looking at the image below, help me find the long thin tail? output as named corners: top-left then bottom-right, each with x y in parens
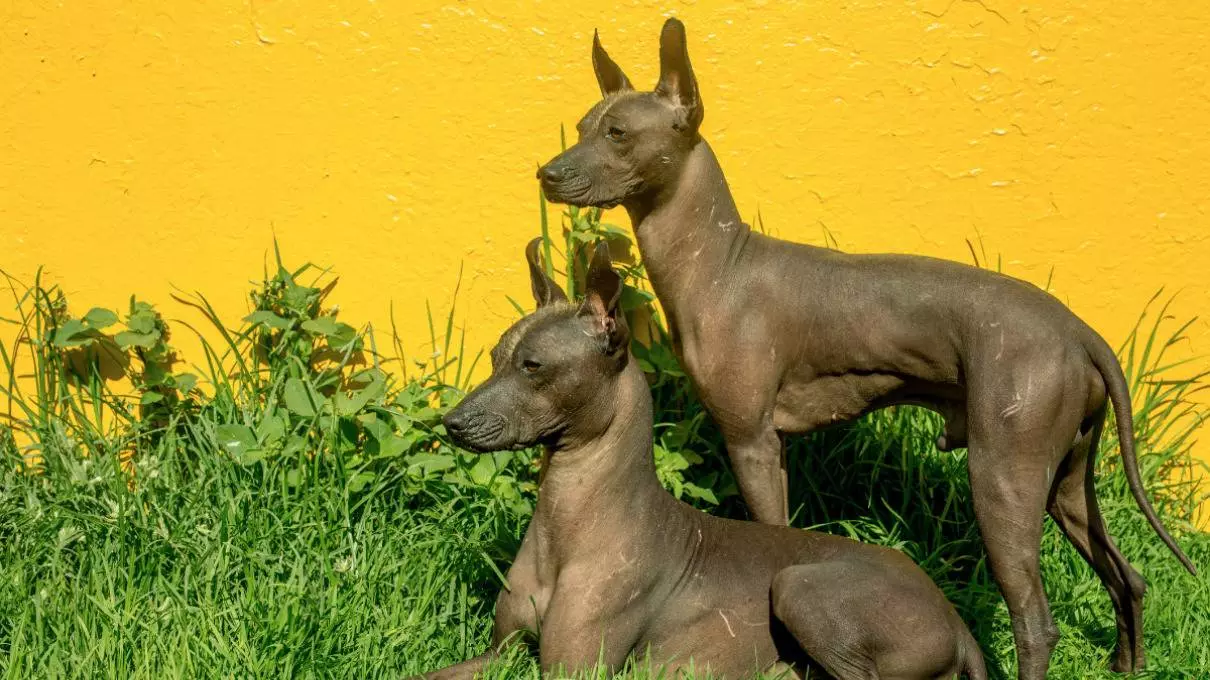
top-left (1086, 331), bottom-right (1197, 575)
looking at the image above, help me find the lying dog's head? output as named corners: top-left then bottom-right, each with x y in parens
top-left (442, 239), bottom-right (630, 453)
top-left (537, 18), bottom-right (703, 209)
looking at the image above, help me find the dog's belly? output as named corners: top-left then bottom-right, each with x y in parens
top-left (773, 372), bottom-right (966, 439)
top-left (772, 372), bottom-right (903, 433)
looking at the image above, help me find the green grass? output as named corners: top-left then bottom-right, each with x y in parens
top-left (1, 237), bottom-right (1208, 679)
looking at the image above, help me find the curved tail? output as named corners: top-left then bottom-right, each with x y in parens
top-left (1085, 332), bottom-right (1197, 575)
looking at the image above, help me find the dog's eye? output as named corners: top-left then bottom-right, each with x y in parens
top-left (606, 126), bottom-right (626, 142)
top-left (521, 359), bottom-right (542, 374)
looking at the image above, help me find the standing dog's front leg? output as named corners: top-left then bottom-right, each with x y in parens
top-left (687, 314), bottom-right (788, 520)
top-left (724, 421), bottom-right (788, 525)
top-left (690, 338), bottom-right (788, 526)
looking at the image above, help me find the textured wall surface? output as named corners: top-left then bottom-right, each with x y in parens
top-left (2, 2), bottom-right (1208, 471)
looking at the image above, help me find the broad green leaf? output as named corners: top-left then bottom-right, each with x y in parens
top-left (376, 435), bottom-right (409, 459)
top-left (257, 415), bottom-right (286, 446)
top-left (347, 471), bottom-right (376, 494)
top-left (139, 391), bottom-right (165, 405)
top-left (300, 316), bottom-right (339, 336)
top-left (52, 319), bottom-right (93, 348)
top-left (83, 307), bottom-right (118, 329)
top-left (682, 482), bottom-right (719, 505)
top-left (663, 420), bottom-right (693, 449)
top-left (244, 310), bottom-right (293, 331)
top-left (282, 378), bottom-right (322, 417)
top-left (362, 418), bottom-right (392, 443)
top-left (174, 373), bottom-right (198, 395)
top-left (327, 324), bottom-right (358, 350)
top-left (469, 454), bottom-right (496, 486)
top-left (215, 424), bottom-right (257, 457)
top-left (406, 453), bottom-right (455, 475)
top-left (283, 435), bottom-right (307, 457)
top-left (282, 285), bottom-right (319, 312)
top-left (235, 448), bottom-right (267, 466)
top-left (334, 378), bottom-right (385, 416)
top-left (126, 311), bottom-right (157, 334)
top-left (389, 412), bottom-right (415, 433)
top-left (143, 362), bottom-right (169, 386)
top-left (115, 329), bottom-right (159, 350)
top-left (598, 223), bottom-right (630, 237)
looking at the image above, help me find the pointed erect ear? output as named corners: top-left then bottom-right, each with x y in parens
top-left (525, 237), bottom-right (568, 308)
top-left (592, 29), bottom-right (633, 97)
top-left (578, 241), bottom-right (630, 355)
top-left (655, 18), bottom-right (703, 131)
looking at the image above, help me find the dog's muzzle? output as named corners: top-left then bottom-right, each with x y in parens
top-left (537, 161), bottom-right (596, 206)
top-left (442, 408), bottom-right (510, 453)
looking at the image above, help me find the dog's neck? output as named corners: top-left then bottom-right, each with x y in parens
top-left (626, 139), bottom-right (748, 311)
top-left (536, 358), bottom-right (673, 557)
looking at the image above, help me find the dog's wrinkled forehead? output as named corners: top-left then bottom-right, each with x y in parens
top-left (490, 304), bottom-right (576, 367)
top-left (576, 92), bottom-right (669, 135)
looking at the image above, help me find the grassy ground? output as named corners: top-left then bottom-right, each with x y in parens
top-left (1, 397), bottom-right (1207, 679)
top-left (2, 241), bottom-right (1208, 679)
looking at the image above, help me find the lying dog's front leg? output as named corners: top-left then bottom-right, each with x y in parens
top-left (404, 629), bottom-right (534, 680)
top-left (405, 653), bottom-right (499, 680)
top-left (538, 575), bottom-right (650, 675)
top-left (408, 529), bottom-right (549, 679)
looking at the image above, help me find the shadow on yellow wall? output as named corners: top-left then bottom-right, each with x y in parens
top-left (2, 3), bottom-right (1207, 475)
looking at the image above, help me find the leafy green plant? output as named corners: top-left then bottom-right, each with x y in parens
top-left (1, 134), bottom-right (1207, 676)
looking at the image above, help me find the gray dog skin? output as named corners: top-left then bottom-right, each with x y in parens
top-left (535, 18), bottom-right (1197, 680)
top-left (411, 240), bottom-right (986, 680)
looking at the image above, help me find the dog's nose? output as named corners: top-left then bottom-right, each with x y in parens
top-left (442, 410), bottom-right (469, 435)
top-left (538, 163), bottom-right (565, 184)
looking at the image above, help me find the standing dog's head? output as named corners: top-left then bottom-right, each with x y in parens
top-left (537, 18), bottom-right (703, 209)
top-left (442, 239), bottom-right (631, 453)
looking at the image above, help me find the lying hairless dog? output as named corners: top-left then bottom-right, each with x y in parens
top-left (534, 18), bottom-right (1196, 680)
top-left (409, 240), bottom-right (985, 680)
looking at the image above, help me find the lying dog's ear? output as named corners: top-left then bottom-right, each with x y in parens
top-left (592, 30), bottom-right (633, 97)
top-left (525, 237), bottom-right (568, 308)
top-left (578, 241), bottom-right (630, 356)
top-left (655, 18), bottom-right (703, 132)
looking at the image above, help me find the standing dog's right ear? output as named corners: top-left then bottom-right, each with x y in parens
top-left (526, 238), bottom-right (568, 308)
top-left (592, 29), bottom-right (633, 97)
top-left (655, 18), bottom-right (703, 132)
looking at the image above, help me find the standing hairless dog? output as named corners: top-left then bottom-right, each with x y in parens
top-left (411, 240), bottom-right (985, 680)
top-left (535, 18), bottom-right (1196, 680)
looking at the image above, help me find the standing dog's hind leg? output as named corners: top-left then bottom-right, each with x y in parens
top-left (1048, 409), bottom-right (1149, 672)
top-left (965, 357), bottom-right (1089, 680)
top-left (969, 450), bottom-right (1057, 680)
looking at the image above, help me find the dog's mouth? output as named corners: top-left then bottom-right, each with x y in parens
top-left (544, 187), bottom-right (626, 210)
top-left (446, 412), bottom-right (511, 453)
top-left (539, 176), bottom-right (629, 210)
top-left (539, 175), bottom-right (591, 205)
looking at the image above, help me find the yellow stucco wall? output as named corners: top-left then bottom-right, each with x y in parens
top-left (2, 3), bottom-right (1208, 477)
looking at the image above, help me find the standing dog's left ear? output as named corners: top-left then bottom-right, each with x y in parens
top-left (592, 30), bottom-right (633, 97)
top-left (655, 18), bottom-right (703, 132)
top-left (578, 241), bottom-right (630, 355)
top-left (526, 238), bottom-right (568, 308)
